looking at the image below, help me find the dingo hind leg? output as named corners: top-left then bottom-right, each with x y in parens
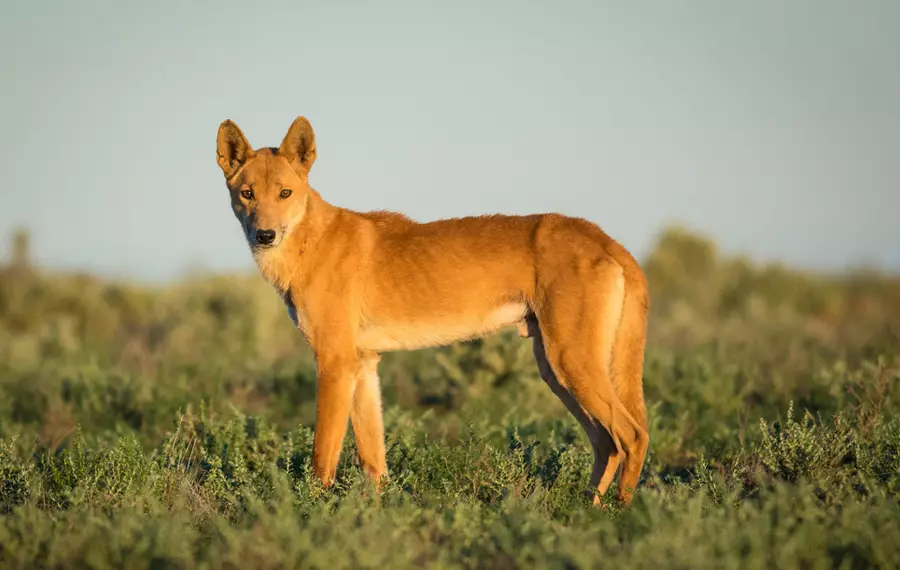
top-left (528, 315), bottom-right (620, 505)
top-left (534, 257), bottom-right (648, 506)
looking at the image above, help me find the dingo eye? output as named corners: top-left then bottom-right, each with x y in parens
top-left (280, 188), bottom-right (292, 199)
top-left (240, 189), bottom-right (254, 200)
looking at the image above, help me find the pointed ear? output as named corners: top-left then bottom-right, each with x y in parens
top-left (217, 120), bottom-right (255, 180)
top-left (278, 116), bottom-right (317, 174)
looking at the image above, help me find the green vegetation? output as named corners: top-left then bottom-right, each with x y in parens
top-left (0, 226), bottom-right (898, 569)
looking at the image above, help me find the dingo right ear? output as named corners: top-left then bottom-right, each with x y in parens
top-left (217, 120), bottom-right (255, 180)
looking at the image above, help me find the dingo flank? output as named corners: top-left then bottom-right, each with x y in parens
top-left (215, 116), bottom-right (651, 506)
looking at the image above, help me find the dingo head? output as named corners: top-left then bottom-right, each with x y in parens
top-left (216, 117), bottom-right (318, 251)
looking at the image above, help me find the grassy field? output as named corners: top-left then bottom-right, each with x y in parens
top-left (0, 226), bottom-right (898, 569)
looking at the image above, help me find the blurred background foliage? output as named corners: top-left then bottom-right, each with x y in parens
top-left (1, 225), bottom-right (895, 449)
top-left (0, 225), bottom-right (897, 568)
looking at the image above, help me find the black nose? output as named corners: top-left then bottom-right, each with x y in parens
top-left (256, 229), bottom-right (276, 245)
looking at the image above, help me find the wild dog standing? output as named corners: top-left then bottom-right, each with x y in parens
top-left (215, 116), bottom-right (651, 505)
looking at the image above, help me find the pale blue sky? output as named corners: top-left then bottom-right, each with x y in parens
top-left (2, 0), bottom-right (898, 281)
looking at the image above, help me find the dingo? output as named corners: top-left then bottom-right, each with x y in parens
top-left (216, 116), bottom-right (650, 505)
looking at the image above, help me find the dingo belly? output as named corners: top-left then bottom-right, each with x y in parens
top-left (357, 302), bottom-right (528, 352)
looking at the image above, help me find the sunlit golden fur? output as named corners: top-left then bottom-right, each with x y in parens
top-left (216, 116), bottom-right (651, 506)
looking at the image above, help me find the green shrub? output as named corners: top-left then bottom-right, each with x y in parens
top-left (0, 226), bottom-right (897, 568)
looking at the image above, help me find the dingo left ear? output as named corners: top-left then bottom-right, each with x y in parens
top-left (217, 120), bottom-right (255, 180)
top-left (279, 116), bottom-right (317, 174)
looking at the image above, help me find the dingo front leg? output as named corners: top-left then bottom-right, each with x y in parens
top-left (351, 352), bottom-right (387, 486)
top-left (311, 350), bottom-right (359, 487)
